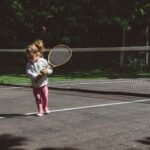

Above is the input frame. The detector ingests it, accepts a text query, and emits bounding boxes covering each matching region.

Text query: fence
[0,46,150,72]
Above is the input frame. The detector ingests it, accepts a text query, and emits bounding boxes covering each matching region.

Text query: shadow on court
[0,113,35,118]
[37,147,80,150]
[0,134,80,150]
[136,137,150,145]
[0,134,28,150]
[125,137,150,150]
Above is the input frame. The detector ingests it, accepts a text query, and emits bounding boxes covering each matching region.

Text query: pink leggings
[33,85,49,113]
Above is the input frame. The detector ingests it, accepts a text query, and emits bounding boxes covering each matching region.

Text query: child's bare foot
[44,108,50,114]
[36,112,43,117]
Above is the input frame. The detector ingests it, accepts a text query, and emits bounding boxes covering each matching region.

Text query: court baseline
[0,98,150,119]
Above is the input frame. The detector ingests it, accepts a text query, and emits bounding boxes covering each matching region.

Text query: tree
[0,0,149,48]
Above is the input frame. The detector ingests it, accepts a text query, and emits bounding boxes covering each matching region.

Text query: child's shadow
[0,113,36,119]
[38,147,80,150]
[136,137,150,145]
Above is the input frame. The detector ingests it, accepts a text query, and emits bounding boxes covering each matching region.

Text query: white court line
[0,98,150,119]
[49,98,150,113]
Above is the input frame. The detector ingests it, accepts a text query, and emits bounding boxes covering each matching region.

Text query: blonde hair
[26,40,44,57]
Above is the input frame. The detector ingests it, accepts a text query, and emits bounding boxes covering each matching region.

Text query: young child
[25,40,53,117]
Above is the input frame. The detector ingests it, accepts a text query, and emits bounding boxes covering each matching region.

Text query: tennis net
[49,78,150,97]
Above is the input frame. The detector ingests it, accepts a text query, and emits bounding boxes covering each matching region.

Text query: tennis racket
[48,44,72,68]
[40,44,72,75]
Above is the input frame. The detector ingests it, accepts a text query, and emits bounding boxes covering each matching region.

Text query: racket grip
[40,65,53,75]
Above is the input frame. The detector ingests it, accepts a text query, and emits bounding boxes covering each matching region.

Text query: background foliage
[0,0,149,48]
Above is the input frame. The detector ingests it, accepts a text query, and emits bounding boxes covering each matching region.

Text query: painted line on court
[0,98,150,119]
[49,98,150,113]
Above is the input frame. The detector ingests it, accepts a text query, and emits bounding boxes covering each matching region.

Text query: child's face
[26,52,39,63]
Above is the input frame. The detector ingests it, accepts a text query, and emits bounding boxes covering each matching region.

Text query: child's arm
[40,58,53,75]
[26,63,40,81]
[27,69,43,83]
[26,69,38,80]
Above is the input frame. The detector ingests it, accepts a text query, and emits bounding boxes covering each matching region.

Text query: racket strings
[48,46,72,67]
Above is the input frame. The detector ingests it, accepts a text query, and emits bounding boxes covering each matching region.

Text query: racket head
[48,44,72,68]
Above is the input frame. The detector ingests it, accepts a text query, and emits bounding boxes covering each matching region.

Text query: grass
[0,69,150,85]
[0,70,106,84]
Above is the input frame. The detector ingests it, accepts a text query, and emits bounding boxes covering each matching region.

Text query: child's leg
[41,85,49,113]
[33,87,43,115]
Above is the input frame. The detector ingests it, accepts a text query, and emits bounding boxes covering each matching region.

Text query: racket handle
[40,65,53,75]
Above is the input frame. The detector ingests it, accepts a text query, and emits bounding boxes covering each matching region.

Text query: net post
[146,51,149,67]
[120,28,126,69]
[120,51,124,69]
[146,25,149,68]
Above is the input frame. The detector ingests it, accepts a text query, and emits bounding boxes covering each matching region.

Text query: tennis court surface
[1,78,150,150]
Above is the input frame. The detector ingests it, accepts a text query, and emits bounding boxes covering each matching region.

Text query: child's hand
[40,68,48,75]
